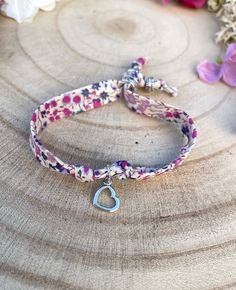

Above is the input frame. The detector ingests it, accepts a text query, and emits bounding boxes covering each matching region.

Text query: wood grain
[0,0,236,289]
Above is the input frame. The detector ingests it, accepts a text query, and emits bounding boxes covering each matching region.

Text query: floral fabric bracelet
[30,58,197,212]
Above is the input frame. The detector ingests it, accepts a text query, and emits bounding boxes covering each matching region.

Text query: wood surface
[0,0,236,289]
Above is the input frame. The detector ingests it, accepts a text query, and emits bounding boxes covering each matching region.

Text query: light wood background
[0,0,236,289]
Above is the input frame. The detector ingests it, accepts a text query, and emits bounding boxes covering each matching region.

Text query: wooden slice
[0,0,235,289]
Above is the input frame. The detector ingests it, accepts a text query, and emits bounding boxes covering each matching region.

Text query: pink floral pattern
[30,58,197,182]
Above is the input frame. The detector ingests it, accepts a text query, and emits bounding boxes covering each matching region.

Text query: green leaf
[215,56,223,65]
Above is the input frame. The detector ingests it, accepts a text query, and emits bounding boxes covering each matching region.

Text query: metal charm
[93,184,120,212]
[92,166,120,212]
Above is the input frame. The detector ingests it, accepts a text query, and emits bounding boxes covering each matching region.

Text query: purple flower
[196,43,236,87]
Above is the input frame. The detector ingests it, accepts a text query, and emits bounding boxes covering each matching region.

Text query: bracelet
[30,57,197,212]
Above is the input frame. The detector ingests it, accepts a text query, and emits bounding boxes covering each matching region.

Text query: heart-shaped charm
[93,184,120,212]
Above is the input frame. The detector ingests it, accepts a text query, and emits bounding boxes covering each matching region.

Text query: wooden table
[0,0,235,289]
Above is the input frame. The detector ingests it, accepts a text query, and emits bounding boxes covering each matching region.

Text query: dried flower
[215,0,236,44]
[207,0,225,12]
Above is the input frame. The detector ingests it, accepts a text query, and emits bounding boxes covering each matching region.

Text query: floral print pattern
[30,58,197,182]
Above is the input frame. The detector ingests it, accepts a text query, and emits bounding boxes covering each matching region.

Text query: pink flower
[93,99,101,108]
[35,147,41,156]
[137,57,148,65]
[179,0,206,8]
[197,43,236,87]
[45,103,50,110]
[188,117,193,125]
[165,112,173,118]
[192,130,197,138]
[62,95,71,103]
[51,100,57,107]
[162,0,206,8]
[63,108,72,116]
[31,112,37,122]
[73,95,81,103]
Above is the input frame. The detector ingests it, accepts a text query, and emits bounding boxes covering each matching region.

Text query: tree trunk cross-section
[0,0,236,289]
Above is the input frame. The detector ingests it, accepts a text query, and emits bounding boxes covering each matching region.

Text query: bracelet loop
[30,58,197,183]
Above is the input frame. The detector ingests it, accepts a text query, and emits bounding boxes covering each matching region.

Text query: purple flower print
[125,93,136,104]
[83,165,89,174]
[81,89,90,97]
[137,99,150,114]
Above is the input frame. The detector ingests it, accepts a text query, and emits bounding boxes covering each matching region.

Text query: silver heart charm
[93,184,120,212]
